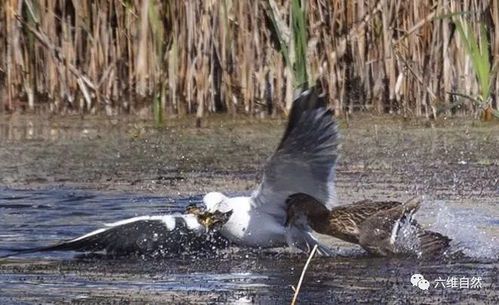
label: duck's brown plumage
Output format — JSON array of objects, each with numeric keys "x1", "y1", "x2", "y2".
[{"x1": 286, "y1": 194, "x2": 451, "y2": 257}]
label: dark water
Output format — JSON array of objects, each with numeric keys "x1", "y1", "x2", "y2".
[
  {"x1": 0, "y1": 187, "x2": 497, "y2": 305},
  {"x1": 0, "y1": 188, "x2": 195, "y2": 258}
]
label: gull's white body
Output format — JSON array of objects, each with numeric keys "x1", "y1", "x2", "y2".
[{"x1": 207, "y1": 196, "x2": 287, "y2": 247}]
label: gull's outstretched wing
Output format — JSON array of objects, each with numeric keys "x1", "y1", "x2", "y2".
[
  {"x1": 2, "y1": 214, "x2": 229, "y2": 258},
  {"x1": 252, "y1": 86, "x2": 339, "y2": 222}
]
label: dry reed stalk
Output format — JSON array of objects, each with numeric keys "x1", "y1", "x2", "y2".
[
  {"x1": 0, "y1": 0, "x2": 496, "y2": 118},
  {"x1": 290, "y1": 244, "x2": 318, "y2": 305}
]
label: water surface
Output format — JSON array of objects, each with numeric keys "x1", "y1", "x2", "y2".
[
  {"x1": 0, "y1": 187, "x2": 497, "y2": 304},
  {"x1": 1, "y1": 117, "x2": 497, "y2": 304}
]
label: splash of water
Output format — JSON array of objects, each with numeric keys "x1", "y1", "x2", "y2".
[
  {"x1": 428, "y1": 201, "x2": 498, "y2": 259},
  {"x1": 394, "y1": 218, "x2": 422, "y2": 256},
  {"x1": 391, "y1": 199, "x2": 498, "y2": 259}
]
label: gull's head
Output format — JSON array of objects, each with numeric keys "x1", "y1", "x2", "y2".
[{"x1": 203, "y1": 192, "x2": 230, "y2": 213}]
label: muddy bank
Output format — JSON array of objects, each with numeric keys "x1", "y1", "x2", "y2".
[{"x1": 1, "y1": 114, "x2": 497, "y2": 201}]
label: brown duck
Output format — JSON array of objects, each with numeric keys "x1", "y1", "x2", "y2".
[{"x1": 285, "y1": 193, "x2": 451, "y2": 257}]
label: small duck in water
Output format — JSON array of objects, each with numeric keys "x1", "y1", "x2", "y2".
[
  {"x1": 185, "y1": 204, "x2": 233, "y2": 231},
  {"x1": 285, "y1": 193, "x2": 451, "y2": 257}
]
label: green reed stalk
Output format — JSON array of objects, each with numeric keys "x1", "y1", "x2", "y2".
[
  {"x1": 453, "y1": 18, "x2": 498, "y2": 119},
  {"x1": 291, "y1": 0, "x2": 308, "y2": 88},
  {"x1": 266, "y1": 0, "x2": 309, "y2": 88}
]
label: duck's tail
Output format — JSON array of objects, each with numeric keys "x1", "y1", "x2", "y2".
[
  {"x1": 401, "y1": 197, "x2": 452, "y2": 257},
  {"x1": 398, "y1": 198, "x2": 451, "y2": 257},
  {"x1": 417, "y1": 229, "x2": 452, "y2": 257}
]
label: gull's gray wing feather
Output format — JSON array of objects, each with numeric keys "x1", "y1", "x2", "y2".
[
  {"x1": 2, "y1": 214, "x2": 229, "y2": 258},
  {"x1": 252, "y1": 86, "x2": 339, "y2": 222}
]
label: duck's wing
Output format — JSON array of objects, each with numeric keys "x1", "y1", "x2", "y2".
[
  {"x1": 285, "y1": 193, "x2": 402, "y2": 245},
  {"x1": 328, "y1": 200, "x2": 402, "y2": 242},
  {"x1": 357, "y1": 197, "x2": 450, "y2": 257},
  {"x1": 1, "y1": 214, "x2": 229, "y2": 258},
  {"x1": 330, "y1": 200, "x2": 403, "y2": 233},
  {"x1": 252, "y1": 86, "x2": 339, "y2": 222}
]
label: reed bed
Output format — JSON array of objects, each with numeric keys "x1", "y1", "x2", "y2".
[{"x1": 0, "y1": 0, "x2": 497, "y2": 119}]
